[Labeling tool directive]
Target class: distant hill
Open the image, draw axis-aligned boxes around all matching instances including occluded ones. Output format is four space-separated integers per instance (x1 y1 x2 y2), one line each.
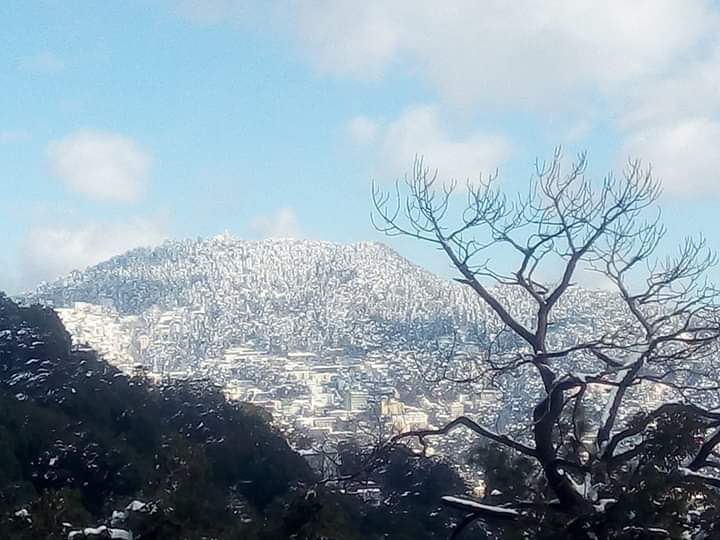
21 237 622 371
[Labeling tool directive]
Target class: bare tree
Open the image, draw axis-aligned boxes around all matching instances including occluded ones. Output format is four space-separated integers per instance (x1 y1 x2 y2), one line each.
371 151 720 538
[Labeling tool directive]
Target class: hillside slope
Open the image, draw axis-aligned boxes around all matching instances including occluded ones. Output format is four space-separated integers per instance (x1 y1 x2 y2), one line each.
23 237 621 372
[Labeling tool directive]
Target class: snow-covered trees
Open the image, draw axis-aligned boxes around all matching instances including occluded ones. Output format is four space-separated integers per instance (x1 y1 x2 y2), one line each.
372 151 720 538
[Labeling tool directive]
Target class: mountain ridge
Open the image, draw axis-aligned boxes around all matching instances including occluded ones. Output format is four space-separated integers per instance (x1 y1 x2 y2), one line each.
20 236 622 374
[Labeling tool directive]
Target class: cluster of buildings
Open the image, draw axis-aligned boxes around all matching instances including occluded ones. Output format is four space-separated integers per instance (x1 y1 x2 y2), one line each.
201 345 500 447
52 302 509 481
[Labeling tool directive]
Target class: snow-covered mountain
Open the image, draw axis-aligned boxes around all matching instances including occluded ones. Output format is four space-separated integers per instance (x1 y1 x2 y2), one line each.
22 236 622 372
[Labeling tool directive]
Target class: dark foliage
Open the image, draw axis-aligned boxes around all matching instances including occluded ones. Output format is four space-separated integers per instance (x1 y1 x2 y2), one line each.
336 441 468 539
459 414 720 539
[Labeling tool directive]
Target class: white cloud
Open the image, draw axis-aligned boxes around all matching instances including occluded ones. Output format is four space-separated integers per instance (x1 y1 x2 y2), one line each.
176 1 716 105
292 0 716 107
623 118 720 196
250 207 303 239
47 130 151 203
20 218 168 288
613 42 720 197
350 105 511 182
619 47 720 132
294 2 404 80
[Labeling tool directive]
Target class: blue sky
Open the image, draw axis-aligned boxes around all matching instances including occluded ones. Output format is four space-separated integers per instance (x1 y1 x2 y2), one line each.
1 0 720 293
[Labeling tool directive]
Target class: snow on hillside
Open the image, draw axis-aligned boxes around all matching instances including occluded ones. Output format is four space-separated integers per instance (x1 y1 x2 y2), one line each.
22 237 623 373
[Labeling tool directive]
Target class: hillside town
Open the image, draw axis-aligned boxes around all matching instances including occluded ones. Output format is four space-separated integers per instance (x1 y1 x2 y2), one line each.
38 238 679 493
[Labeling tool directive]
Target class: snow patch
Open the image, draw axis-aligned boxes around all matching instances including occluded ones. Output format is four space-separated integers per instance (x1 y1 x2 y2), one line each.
125 500 146 512
441 496 520 517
